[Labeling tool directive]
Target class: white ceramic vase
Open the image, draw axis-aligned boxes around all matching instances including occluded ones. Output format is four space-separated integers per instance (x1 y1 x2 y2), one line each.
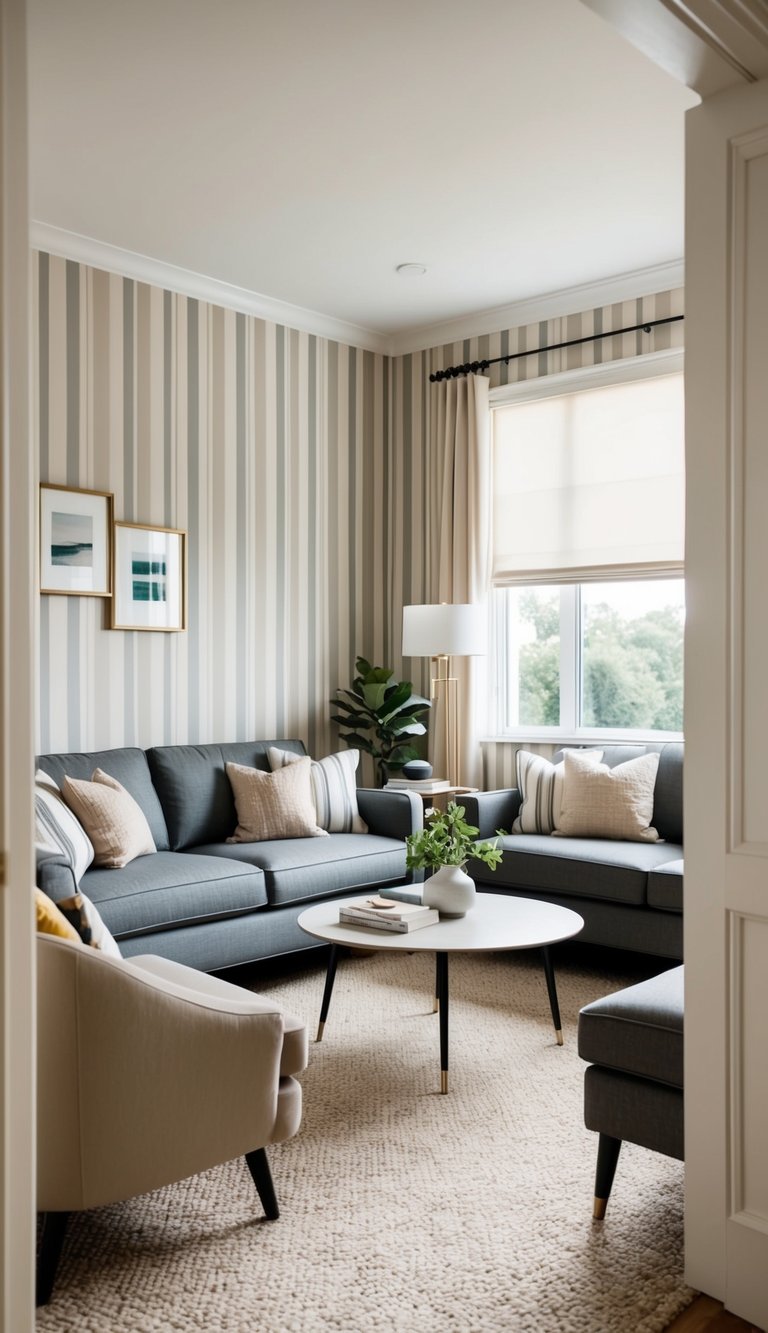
422 864 476 918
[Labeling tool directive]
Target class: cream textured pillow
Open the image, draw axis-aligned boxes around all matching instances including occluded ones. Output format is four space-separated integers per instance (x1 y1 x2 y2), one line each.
512 749 603 835
226 758 328 843
267 746 368 833
61 769 157 868
554 750 662 842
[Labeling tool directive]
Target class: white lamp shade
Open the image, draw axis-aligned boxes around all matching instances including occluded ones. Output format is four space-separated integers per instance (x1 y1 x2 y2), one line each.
402 603 487 658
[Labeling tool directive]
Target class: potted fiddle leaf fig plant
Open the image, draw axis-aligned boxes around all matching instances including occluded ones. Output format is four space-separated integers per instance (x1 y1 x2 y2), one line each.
406 802 504 918
331 657 431 787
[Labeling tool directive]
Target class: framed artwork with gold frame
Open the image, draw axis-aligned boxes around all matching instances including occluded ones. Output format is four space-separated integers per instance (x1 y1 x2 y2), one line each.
111 522 187 632
40 484 113 597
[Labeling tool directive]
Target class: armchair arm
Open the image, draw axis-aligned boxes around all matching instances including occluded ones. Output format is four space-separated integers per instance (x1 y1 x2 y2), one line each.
356 788 423 839
35 843 77 902
37 935 300 1212
461 789 521 839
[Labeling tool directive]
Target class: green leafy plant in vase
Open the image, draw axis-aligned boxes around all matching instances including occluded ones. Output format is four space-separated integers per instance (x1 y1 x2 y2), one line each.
331 657 431 787
406 802 504 918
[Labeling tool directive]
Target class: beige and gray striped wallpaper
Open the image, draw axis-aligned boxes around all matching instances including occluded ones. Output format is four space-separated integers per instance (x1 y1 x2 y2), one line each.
35 251 683 788
35 253 392 768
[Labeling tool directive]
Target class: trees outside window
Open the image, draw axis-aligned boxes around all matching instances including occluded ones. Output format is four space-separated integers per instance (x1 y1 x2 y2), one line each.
495 579 684 737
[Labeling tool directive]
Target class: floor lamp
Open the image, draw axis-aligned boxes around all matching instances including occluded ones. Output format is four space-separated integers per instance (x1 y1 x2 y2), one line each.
402 603 487 789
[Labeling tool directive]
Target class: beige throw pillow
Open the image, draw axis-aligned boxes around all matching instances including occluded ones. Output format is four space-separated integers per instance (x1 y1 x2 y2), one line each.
226 758 328 842
554 750 662 842
267 746 368 833
512 749 603 835
61 769 157 868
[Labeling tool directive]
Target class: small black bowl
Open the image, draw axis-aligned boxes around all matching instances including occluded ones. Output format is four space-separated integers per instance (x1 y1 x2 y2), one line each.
402 760 433 780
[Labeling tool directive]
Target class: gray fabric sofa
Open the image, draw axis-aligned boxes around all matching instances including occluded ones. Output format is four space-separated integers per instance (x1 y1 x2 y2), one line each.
36 739 422 973
462 744 684 959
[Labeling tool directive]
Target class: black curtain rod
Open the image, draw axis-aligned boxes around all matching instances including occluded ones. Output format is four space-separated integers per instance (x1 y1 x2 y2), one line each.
428 313 684 383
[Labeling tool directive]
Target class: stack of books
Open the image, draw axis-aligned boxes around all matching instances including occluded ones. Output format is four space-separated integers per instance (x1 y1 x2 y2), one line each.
339 897 439 933
384 777 451 794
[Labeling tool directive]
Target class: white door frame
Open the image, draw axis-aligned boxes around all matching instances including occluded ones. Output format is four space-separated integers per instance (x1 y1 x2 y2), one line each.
1 0 37 1326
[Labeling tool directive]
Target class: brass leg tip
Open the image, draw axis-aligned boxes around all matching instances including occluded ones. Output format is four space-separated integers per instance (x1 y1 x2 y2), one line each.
441 1070 448 1094
593 1198 607 1221
556 1029 564 1046
316 1021 325 1043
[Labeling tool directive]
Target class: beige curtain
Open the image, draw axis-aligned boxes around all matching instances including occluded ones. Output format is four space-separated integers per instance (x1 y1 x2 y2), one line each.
427 375 491 790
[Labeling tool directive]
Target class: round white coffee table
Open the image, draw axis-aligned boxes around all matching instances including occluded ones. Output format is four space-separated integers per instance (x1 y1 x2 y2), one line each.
298 892 584 1093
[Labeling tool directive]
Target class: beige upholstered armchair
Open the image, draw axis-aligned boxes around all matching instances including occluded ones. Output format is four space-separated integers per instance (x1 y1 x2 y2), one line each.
37 934 308 1305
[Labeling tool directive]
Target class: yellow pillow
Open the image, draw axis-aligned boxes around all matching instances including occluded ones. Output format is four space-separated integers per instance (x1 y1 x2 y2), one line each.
35 888 81 943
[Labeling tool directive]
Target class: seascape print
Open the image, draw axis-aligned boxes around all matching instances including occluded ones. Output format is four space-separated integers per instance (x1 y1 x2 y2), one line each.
132 554 167 603
51 511 93 567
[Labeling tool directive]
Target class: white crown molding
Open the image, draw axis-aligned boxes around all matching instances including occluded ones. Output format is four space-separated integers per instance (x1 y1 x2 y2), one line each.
389 259 685 358
29 224 685 363
29 222 393 356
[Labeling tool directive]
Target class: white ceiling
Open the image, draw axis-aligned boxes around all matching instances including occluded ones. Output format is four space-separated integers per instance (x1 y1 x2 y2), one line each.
27 0 698 349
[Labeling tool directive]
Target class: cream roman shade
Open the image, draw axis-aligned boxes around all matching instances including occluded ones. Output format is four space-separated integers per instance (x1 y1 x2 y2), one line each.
492 372 684 585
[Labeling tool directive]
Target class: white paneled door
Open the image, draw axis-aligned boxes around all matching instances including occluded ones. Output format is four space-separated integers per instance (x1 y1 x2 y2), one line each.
685 76 768 1329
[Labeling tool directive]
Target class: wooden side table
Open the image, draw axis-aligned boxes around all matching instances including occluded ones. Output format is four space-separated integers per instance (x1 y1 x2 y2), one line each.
416 785 478 814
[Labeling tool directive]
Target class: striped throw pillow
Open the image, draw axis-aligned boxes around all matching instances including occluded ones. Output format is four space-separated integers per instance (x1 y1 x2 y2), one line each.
268 747 368 834
35 769 95 885
512 749 603 835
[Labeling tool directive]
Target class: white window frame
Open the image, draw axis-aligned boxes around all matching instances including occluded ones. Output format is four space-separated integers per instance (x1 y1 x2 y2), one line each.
487 348 685 745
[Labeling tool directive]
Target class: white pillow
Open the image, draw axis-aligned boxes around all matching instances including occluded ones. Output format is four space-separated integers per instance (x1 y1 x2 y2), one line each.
61 769 157 868
80 891 122 957
554 750 662 842
35 769 95 884
512 750 603 835
226 758 328 842
267 746 368 833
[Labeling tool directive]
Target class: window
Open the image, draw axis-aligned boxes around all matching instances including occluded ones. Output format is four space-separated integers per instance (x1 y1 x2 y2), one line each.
492 578 685 738
490 353 684 740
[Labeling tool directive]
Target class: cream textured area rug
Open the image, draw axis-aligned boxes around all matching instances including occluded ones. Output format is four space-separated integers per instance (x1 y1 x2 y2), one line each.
36 948 692 1332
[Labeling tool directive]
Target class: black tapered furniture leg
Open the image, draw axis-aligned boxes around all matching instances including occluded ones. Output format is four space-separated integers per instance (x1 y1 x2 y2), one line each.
434 955 440 1013
245 1147 280 1220
316 942 339 1042
593 1134 622 1221
36 1210 70 1306
436 951 449 1094
540 945 563 1045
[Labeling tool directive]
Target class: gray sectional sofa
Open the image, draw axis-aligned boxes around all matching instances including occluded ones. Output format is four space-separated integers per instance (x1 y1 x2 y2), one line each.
36 739 422 972
463 744 684 960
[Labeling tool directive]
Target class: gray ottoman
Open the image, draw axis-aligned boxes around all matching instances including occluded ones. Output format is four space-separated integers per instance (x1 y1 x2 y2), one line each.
578 965 684 1218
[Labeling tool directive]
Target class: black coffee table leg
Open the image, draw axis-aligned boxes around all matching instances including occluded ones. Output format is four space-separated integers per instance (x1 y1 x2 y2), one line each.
436 951 449 1092
433 955 440 1012
541 945 563 1045
316 943 339 1042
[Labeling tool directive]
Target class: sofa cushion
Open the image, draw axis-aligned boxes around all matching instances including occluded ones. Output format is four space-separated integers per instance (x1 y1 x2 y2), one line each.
61 769 157 867
147 740 306 850
226 758 326 841
578 965 684 1090
268 745 368 834
470 834 684 906
554 750 661 842
80 850 267 939
37 748 170 852
647 858 684 913
512 749 603 835
35 769 95 884
558 743 683 846
35 888 81 943
190 834 407 907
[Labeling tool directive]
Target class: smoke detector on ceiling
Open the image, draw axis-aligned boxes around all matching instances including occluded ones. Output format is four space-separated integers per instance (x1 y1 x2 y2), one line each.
396 263 427 277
